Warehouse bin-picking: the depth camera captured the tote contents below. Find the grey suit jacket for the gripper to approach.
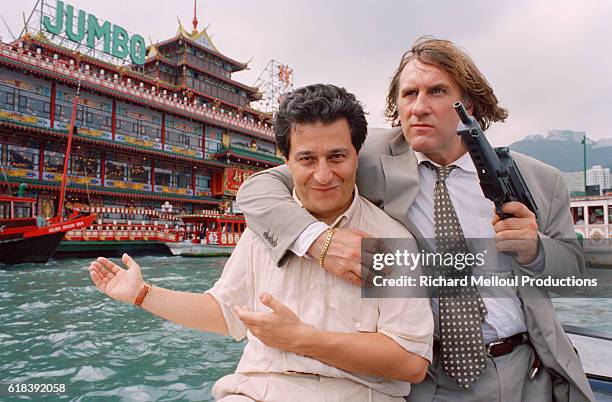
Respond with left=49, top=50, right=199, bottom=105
left=236, top=127, right=595, bottom=402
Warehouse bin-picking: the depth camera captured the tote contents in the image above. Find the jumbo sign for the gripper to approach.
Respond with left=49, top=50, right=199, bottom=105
left=42, top=0, right=146, bottom=65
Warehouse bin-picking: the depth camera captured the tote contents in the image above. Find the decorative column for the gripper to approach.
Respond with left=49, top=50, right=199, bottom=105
left=38, top=141, right=45, bottom=180
left=100, top=152, right=106, bottom=187
left=161, top=113, right=166, bottom=150
left=50, top=82, right=56, bottom=128
left=111, top=99, right=117, bottom=141
left=150, top=160, right=155, bottom=193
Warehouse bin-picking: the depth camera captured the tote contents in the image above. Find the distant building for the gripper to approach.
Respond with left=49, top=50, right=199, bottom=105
left=562, top=165, right=611, bottom=195
left=587, top=165, right=611, bottom=194
left=561, top=171, right=585, bottom=194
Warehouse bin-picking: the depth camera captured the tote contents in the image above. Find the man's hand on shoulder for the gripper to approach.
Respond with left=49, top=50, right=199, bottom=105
left=308, top=228, right=374, bottom=286
left=492, top=201, right=540, bottom=265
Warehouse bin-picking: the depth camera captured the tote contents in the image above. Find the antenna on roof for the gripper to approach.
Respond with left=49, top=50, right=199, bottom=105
left=192, top=0, right=198, bottom=34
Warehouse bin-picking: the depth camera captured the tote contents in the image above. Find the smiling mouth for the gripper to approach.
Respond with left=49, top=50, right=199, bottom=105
left=312, top=186, right=338, bottom=192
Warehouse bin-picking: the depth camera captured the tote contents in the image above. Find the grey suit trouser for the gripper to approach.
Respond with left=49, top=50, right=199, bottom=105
left=407, top=343, right=552, bottom=402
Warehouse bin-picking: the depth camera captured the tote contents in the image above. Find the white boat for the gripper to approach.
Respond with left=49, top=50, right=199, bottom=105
left=165, top=241, right=235, bottom=257
left=164, top=213, right=244, bottom=257
left=571, top=194, right=612, bottom=266
left=564, top=325, right=612, bottom=401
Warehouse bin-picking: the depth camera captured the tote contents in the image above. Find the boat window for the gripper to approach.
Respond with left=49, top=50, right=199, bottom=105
left=13, top=203, right=32, bottom=218
left=165, top=116, right=203, bottom=152
left=44, top=143, right=64, bottom=173
left=18, top=94, right=50, bottom=118
left=0, top=84, right=15, bottom=111
left=71, top=153, right=101, bottom=177
left=128, top=163, right=151, bottom=184
left=0, top=203, right=9, bottom=219
left=54, top=103, right=85, bottom=127
left=175, top=166, right=191, bottom=189
left=154, top=161, right=174, bottom=187
left=204, top=126, right=223, bottom=157
left=195, top=174, right=211, bottom=192
left=588, top=206, right=605, bottom=224
left=572, top=207, right=585, bottom=224
left=105, top=159, right=128, bottom=181
left=7, top=143, right=39, bottom=171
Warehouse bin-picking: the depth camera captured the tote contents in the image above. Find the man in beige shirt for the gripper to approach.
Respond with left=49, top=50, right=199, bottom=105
left=89, top=84, right=433, bottom=402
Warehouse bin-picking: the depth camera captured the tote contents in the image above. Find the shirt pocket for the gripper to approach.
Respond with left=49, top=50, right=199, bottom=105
left=328, top=284, right=379, bottom=333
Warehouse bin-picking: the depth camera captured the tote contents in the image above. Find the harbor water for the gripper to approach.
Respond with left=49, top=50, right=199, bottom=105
left=1, top=256, right=611, bottom=401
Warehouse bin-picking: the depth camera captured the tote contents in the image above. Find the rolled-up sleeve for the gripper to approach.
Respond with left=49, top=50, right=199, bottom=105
left=206, top=230, right=256, bottom=341
left=378, top=297, right=434, bottom=363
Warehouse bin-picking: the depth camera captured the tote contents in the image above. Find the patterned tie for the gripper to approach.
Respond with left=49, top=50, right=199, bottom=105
left=430, top=163, right=487, bottom=389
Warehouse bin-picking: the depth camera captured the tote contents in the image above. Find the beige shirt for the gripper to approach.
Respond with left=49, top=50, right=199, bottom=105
left=207, top=188, right=433, bottom=397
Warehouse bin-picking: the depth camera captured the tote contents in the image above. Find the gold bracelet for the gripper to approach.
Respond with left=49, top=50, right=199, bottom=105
left=319, top=227, right=335, bottom=268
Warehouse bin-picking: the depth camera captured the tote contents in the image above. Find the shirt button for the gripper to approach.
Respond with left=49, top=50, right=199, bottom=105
left=310, top=283, right=316, bottom=290
left=355, top=321, right=361, bottom=329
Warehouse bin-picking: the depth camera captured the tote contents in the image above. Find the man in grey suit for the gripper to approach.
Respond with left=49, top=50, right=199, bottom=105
left=236, top=37, right=594, bottom=401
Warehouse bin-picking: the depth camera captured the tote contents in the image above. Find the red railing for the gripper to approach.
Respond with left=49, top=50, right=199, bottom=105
left=65, top=223, right=185, bottom=242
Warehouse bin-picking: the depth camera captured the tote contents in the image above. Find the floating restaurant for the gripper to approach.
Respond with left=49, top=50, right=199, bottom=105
left=0, top=0, right=287, bottom=247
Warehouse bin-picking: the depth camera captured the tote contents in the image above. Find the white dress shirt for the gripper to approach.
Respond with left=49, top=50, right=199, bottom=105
left=409, top=151, right=527, bottom=342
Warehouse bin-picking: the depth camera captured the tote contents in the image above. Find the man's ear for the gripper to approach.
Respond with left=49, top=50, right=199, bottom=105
left=462, top=95, right=474, bottom=115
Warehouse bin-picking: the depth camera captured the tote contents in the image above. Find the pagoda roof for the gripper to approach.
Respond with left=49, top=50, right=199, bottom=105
left=148, top=22, right=248, bottom=72
left=142, top=51, right=259, bottom=96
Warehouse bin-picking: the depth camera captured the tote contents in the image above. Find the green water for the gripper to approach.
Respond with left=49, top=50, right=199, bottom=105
left=1, top=257, right=611, bottom=401
left=0, top=256, right=242, bottom=401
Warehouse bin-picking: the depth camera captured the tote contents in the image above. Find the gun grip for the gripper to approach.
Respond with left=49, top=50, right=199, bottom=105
left=495, top=203, right=513, bottom=220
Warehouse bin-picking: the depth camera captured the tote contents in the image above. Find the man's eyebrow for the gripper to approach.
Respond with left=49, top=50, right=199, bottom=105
left=294, top=151, right=315, bottom=158
left=328, top=148, right=350, bottom=154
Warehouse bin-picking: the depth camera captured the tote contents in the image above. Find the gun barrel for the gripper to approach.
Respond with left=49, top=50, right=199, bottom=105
left=453, top=101, right=472, bottom=125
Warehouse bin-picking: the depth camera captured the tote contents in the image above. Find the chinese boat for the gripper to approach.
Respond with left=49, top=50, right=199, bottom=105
left=0, top=194, right=93, bottom=264
left=164, top=211, right=245, bottom=257
left=0, top=0, right=287, bottom=257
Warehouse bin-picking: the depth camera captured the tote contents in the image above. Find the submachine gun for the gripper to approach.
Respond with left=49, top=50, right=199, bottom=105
left=453, top=101, right=538, bottom=220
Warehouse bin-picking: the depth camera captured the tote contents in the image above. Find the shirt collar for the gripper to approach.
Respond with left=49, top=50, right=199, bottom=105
left=292, top=185, right=359, bottom=228
left=414, top=151, right=477, bottom=173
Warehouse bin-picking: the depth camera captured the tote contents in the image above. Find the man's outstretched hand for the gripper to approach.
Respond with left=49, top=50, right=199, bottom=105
left=89, top=253, right=145, bottom=305
left=308, top=228, right=374, bottom=286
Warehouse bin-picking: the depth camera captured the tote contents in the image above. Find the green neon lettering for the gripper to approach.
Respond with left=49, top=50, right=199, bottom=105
left=111, top=25, right=129, bottom=59
left=129, top=34, right=146, bottom=65
left=65, top=4, right=86, bottom=43
left=42, top=0, right=64, bottom=35
left=86, top=14, right=111, bottom=54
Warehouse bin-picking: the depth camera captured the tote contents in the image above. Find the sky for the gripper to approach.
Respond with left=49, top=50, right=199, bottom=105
left=1, top=0, right=611, bottom=146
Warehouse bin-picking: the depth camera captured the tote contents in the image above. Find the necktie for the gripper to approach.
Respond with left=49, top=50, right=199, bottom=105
left=430, top=163, right=487, bottom=389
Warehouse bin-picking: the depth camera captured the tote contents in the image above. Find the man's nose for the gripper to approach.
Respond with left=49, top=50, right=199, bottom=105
left=411, top=92, right=430, bottom=116
left=314, top=161, right=333, bottom=185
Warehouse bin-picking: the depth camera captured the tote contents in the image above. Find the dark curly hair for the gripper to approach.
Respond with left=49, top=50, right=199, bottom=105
left=385, top=36, right=508, bottom=131
left=274, top=84, right=368, bottom=158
